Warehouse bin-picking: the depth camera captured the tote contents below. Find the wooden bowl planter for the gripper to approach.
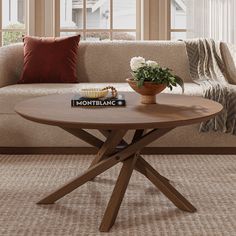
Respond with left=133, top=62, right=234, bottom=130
left=126, top=78, right=166, bottom=104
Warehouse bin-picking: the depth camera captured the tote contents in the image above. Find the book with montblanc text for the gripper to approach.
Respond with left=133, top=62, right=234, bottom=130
left=71, top=94, right=126, bottom=107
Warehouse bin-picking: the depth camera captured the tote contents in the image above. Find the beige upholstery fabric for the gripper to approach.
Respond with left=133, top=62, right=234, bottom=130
left=0, top=41, right=192, bottom=88
left=0, top=43, right=23, bottom=88
left=220, top=42, right=236, bottom=84
left=0, top=82, right=202, bottom=114
left=77, top=41, right=192, bottom=83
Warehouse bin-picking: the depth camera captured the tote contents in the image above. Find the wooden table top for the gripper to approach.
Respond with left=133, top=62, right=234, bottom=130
left=15, top=92, right=223, bottom=130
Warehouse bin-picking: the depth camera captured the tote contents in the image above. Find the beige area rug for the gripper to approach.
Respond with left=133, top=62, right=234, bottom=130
left=0, top=154, right=236, bottom=236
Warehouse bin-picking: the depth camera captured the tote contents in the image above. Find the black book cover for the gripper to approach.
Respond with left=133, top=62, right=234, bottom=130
left=71, top=94, right=126, bottom=107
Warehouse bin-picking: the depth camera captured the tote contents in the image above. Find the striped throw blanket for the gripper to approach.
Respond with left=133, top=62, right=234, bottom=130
left=184, top=39, right=236, bottom=134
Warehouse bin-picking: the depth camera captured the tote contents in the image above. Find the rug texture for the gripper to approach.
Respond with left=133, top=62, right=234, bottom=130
left=0, top=154, right=236, bottom=236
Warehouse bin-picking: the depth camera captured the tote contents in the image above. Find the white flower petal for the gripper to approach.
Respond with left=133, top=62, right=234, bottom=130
left=130, top=57, right=146, bottom=71
left=146, top=60, right=158, bottom=68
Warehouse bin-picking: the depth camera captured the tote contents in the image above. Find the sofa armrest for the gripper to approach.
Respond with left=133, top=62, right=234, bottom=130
left=0, top=43, right=24, bottom=88
left=220, top=42, right=236, bottom=85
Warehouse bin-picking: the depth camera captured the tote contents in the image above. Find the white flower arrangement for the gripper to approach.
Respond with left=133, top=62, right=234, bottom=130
left=129, top=56, right=184, bottom=92
left=130, top=57, right=146, bottom=71
left=130, top=57, right=159, bottom=71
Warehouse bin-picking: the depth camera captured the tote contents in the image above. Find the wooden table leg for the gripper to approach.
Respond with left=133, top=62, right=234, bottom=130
left=99, top=130, right=144, bottom=232
left=135, top=156, right=170, bottom=183
left=89, top=130, right=127, bottom=168
left=38, top=128, right=186, bottom=232
left=135, top=157, right=197, bottom=212
left=100, top=130, right=126, bottom=145
left=62, top=128, right=104, bottom=148
left=100, top=130, right=170, bottom=183
left=37, top=129, right=169, bottom=204
left=99, top=154, right=138, bottom=232
left=37, top=154, right=121, bottom=204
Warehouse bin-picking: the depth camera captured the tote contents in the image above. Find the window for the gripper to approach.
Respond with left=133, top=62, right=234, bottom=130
left=170, top=0, right=186, bottom=40
left=0, top=0, right=27, bottom=46
left=58, top=0, right=140, bottom=41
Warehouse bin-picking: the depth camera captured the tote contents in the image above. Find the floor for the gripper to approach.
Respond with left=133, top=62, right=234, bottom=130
left=0, top=154, right=235, bottom=236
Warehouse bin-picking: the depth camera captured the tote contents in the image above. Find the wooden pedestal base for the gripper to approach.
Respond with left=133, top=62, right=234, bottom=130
left=37, top=128, right=197, bottom=232
left=141, top=95, right=156, bottom=104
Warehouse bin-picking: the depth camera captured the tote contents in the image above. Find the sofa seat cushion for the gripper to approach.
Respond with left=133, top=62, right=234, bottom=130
left=0, top=82, right=202, bottom=114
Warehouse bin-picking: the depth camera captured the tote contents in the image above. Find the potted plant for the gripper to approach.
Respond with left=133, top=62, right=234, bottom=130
left=127, top=57, right=184, bottom=104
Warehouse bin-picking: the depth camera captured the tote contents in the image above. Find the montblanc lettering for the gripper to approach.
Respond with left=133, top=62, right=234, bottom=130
left=71, top=95, right=126, bottom=107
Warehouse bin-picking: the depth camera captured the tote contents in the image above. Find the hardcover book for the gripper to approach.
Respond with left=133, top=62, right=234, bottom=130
left=71, top=94, right=126, bottom=107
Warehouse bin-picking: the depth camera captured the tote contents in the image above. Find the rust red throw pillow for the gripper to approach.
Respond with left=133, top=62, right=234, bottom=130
left=18, top=35, right=80, bottom=83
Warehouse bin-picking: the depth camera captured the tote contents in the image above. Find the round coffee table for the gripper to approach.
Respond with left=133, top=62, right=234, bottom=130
left=15, top=92, right=222, bottom=232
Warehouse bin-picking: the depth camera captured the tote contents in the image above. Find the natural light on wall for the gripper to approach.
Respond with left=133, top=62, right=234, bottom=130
left=0, top=0, right=26, bottom=46
left=59, top=0, right=138, bottom=41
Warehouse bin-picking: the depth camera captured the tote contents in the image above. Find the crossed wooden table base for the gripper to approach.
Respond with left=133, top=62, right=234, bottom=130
left=37, top=128, right=197, bottom=232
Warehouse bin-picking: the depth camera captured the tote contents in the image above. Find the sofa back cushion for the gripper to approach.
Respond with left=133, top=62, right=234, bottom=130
left=77, top=41, right=192, bottom=83
left=0, top=41, right=192, bottom=85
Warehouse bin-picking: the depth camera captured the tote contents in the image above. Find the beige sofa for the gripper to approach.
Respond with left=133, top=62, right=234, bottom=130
left=0, top=41, right=236, bottom=153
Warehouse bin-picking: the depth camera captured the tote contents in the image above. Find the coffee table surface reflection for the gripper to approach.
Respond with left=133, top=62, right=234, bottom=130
left=15, top=92, right=222, bottom=232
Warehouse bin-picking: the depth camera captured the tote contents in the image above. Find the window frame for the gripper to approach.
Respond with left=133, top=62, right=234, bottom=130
left=0, top=0, right=35, bottom=46
left=54, top=0, right=141, bottom=41
left=0, top=0, right=180, bottom=43
left=169, top=0, right=187, bottom=40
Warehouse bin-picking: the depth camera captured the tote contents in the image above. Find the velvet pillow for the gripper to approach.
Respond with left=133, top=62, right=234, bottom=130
left=18, top=35, right=80, bottom=83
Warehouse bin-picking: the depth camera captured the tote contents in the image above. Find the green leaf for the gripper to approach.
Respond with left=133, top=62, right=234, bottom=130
left=175, top=76, right=185, bottom=93
left=129, top=61, right=185, bottom=92
left=137, top=79, right=144, bottom=88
